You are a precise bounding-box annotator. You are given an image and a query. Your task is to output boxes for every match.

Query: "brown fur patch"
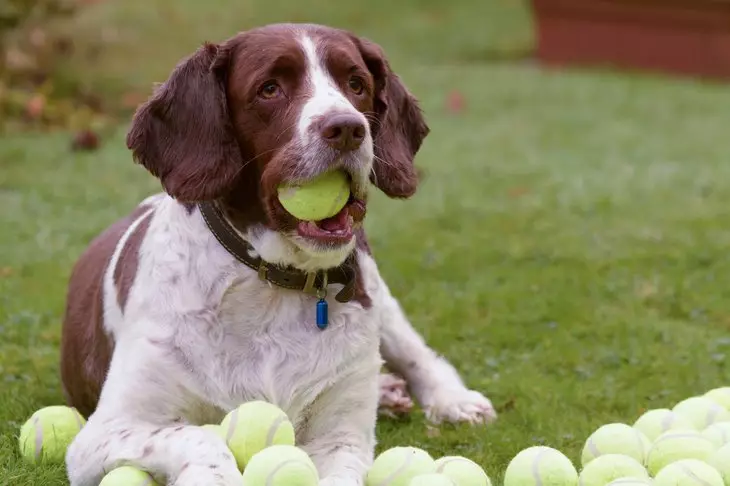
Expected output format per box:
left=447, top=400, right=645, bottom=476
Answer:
left=60, top=203, right=154, bottom=417
left=113, top=211, right=154, bottom=312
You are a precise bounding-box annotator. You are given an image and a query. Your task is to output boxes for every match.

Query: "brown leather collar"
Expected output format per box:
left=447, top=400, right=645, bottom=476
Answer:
left=198, top=201, right=357, bottom=303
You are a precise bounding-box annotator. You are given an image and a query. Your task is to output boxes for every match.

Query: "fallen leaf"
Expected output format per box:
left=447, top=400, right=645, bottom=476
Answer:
left=446, top=90, right=465, bottom=114
left=71, top=130, right=100, bottom=151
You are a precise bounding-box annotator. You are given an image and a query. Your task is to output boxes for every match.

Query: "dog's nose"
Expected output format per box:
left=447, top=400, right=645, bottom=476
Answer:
left=319, top=114, right=366, bottom=152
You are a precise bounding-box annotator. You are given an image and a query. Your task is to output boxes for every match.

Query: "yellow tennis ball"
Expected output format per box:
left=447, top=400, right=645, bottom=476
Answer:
left=654, top=459, right=723, bottom=486
left=18, top=405, right=86, bottom=464
left=241, top=445, right=319, bottom=485
left=220, top=400, right=295, bottom=471
left=581, top=423, right=652, bottom=467
left=704, top=387, right=730, bottom=409
left=277, top=170, right=350, bottom=221
left=366, top=446, right=436, bottom=486
left=633, top=409, right=696, bottom=442
left=645, top=431, right=717, bottom=476
left=606, top=477, right=654, bottom=486
left=701, top=422, right=730, bottom=448
left=99, top=466, right=159, bottom=486
left=434, top=456, right=491, bottom=486
left=672, top=397, right=730, bottom=430
left=578, top=454, right=649, bottom=486
left=410, top=473, right=457, bottom=485
left=707, top=443, right=730, bottom=486
left=503, top=446, right=578, bottom=486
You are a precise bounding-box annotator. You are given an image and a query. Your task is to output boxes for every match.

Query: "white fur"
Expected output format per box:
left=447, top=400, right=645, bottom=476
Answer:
left=66, top=197, right=496, bottom=486
left=295, top=35, right=374, bottom=180
left=66, top=33, right=495, bottom=486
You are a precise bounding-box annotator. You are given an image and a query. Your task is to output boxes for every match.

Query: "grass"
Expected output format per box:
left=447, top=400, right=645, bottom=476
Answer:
left=3, top=0, right=730, bottom=484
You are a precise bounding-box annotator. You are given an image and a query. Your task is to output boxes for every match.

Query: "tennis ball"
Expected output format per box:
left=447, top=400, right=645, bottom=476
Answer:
left=672, top=397, right=730, bottom=430
left=220, top=400, right=295, bottom=471
left=581, top=423, right=652, bottom=467
left=99, top=466, right=159, bottom=486
left=633, top=409, right=696, bottom=442
left=18, top=405, right=86, bottom=464
left=578, top=454, right=649, bottom=486
left=435, top=456, right=491, bottom=486
left=410, top=474, right=457, bottom=486
left=241, top=444, right=318, bottom=485
left=365, top=446, right=436, bottom=486
left=645, top=431, right=717, bottom=476
left=606, top=477, right=654, bottom=486
left=654, top=459, right=724, bottom=486
left=707, top=443, right=730, bottom=486
left=277, top=170, right=350, bottom=221
left=503, top=446, right=578, bottom=486
left=701, top=422, right=730, bottom=448
left=704, top=387, right=730, bottom=409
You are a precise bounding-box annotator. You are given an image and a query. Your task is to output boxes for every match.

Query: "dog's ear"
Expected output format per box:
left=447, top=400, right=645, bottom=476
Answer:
left=353, top=36, right=430, bottom=199
left=126, top=43, right=242, bottom=202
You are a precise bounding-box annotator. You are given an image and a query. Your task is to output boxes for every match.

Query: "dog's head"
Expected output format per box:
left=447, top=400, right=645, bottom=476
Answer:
left=127, top=23, right=429, bottom=268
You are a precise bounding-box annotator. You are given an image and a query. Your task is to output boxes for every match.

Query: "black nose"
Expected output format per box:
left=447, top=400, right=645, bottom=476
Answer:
left=319, top=113, right=366, bottom=152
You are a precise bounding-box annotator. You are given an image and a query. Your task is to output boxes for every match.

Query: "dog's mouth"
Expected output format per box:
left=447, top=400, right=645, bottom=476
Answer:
left=295, top=196, right=366, bottom=245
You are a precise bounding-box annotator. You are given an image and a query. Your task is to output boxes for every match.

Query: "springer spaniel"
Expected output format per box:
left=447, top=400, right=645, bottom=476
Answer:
left=60, top=23, right=496, bottom=486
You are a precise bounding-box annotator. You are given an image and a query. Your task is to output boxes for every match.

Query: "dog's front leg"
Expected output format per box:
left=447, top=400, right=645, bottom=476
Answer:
left=66, top=338, right=241, bottom=486
left=378, top=287, right=498, bottom=425
left=299, top=362, right=380, bottom=486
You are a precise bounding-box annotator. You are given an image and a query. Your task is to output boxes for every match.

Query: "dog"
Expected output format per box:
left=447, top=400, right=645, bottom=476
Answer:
left=60, top=23, right=496, bottom=486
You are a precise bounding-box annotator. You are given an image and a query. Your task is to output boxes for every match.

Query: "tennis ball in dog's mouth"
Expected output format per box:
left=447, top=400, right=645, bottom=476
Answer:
left=277, top=170, right=350, bottom=222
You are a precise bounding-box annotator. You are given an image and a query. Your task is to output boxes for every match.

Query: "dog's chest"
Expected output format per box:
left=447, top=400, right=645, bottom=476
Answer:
left=200, top=277, right=380, bottom=418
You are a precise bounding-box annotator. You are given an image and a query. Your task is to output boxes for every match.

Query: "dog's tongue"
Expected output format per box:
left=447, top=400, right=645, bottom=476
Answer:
left=317, top=206, right=350, bottom=232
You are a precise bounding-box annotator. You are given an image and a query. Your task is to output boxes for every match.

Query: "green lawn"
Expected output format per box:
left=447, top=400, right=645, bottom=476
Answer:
left=3, top=0, right=730, bottom=484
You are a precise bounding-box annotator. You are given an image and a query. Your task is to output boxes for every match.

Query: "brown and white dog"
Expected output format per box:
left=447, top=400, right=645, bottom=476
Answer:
left=60, top=23, right=496, bottom=486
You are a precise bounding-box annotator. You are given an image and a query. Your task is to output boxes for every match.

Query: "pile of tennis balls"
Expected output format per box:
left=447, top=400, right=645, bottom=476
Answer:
left=18, top=386, right=730, bottom=486
left=96, top=400, right=490, bottom=485
left=501, top=386, right=730, bottom=486
left=18, top=400, right=490, bottom=485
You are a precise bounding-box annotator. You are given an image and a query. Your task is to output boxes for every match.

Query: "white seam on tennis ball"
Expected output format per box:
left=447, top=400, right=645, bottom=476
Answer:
left=377, top=450, right=415, bottom=486
left=647, top=433, right=713, bottom=462
left=634, top=429, right=647, bottom=457
left=33, top=415, right=42, bottom=460
left=435, top=458, right=464, bottom=473
left=532, top=449, right=549, bottom=486
left=265, top=459, right=315, bottom=486
left=328, top=177, right=350, bottom=216
left=676, top=463, right=715, bottom=486
left=266, top=414, right=288, bottom=447
left=225, top=409, right=238, bottom=444
left=586, top=437, right=600, bottom=459
left=707, top=407, right=718, bottom=427
left=660, top=412, right=673, bottom=432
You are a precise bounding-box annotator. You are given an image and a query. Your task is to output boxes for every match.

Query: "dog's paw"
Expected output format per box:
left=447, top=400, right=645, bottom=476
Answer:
left=377, top=373, right=413, bottom=417
left=424, top=388, right=497, bottom=425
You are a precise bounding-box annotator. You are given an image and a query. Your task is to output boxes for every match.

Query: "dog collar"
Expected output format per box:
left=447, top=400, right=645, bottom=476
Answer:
left=198, top=201, right=358, bottom=306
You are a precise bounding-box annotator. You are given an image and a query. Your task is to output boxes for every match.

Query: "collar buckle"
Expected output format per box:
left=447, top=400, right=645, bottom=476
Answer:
left=303, top=270, right=327, bottom=296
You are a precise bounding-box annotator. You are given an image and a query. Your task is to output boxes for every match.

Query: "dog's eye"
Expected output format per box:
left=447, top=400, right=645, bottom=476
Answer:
left=348, top=76, right=364, bottom=95
left=259, top=81, right=282, bottom=99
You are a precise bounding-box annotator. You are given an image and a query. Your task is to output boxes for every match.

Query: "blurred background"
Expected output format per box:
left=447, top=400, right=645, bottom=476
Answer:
left=2, top=0, right=730, bottom=484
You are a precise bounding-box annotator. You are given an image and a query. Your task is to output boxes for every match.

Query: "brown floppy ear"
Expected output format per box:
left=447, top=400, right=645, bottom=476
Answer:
left=355, top=37, right=430, bottom=199
left=126, top=42, right=242, bottom=202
